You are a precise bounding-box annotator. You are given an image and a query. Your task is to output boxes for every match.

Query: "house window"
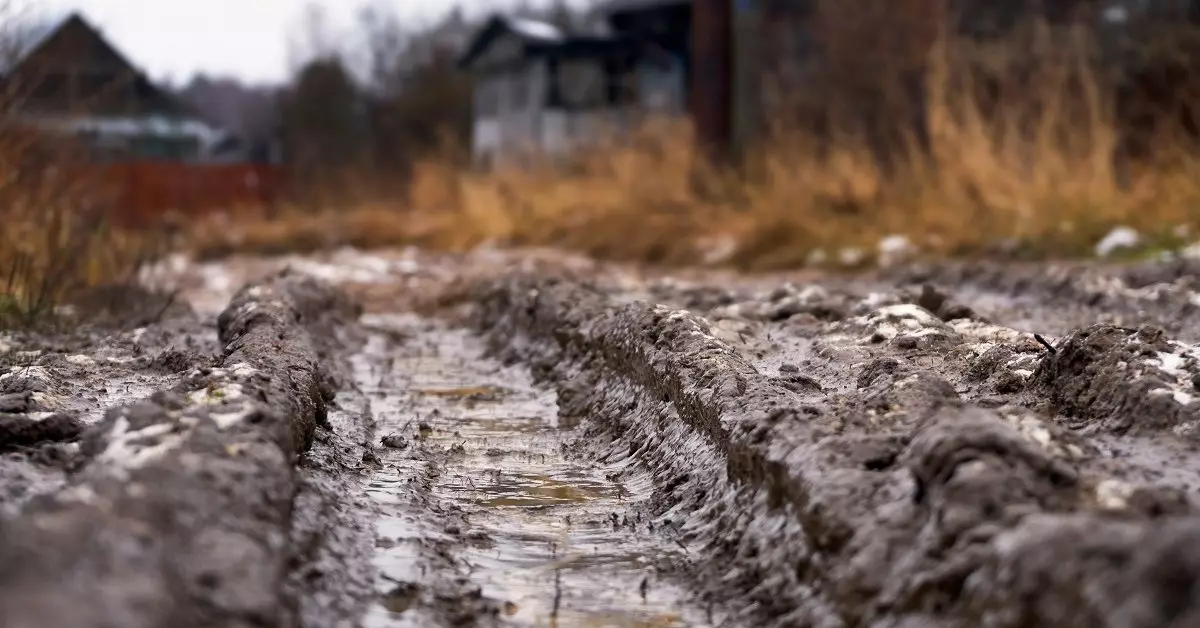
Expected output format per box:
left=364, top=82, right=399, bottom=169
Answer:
left=556, top=59, right=607, bottom=109
left=508, top=69, right=529, bottom=110
left=475, top=76, right=500, bottom=118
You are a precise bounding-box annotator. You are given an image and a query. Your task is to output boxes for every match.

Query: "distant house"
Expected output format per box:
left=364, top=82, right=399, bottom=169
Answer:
left=0, top=12, right=255, bottom=163
left=460, top=0, right=1199, bottom=165
left=457, top=12, right=689, bottom=166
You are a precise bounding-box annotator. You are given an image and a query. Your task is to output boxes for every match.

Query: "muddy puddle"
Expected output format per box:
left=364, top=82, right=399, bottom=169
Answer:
left=353, top=313, right=712, bottom=627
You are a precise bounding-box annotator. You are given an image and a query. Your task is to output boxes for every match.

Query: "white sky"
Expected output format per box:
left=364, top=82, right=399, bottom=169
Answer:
left=20, top=0, right=568, bottom=85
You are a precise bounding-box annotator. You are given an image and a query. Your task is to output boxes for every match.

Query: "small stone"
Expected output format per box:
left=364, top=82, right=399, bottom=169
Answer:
left=381, top=434, right=408, bottom=449
left=1095, top=226, right=1141, bottom=257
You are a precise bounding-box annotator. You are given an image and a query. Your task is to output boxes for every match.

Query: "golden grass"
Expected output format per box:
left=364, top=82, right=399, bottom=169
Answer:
left=0, top=130, right=161, bottom=328
left=194, top=24, right=1200, bottom=270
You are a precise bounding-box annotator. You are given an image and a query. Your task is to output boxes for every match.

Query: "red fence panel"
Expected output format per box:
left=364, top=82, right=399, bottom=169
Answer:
left=74, top=162, right=288, bottom=228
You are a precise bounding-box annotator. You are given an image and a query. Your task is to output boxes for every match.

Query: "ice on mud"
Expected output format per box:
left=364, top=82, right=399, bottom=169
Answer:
left=852, top=304, right=948, bottom=341
left=95, top=415, right=189, bottom=474
left=187, top=382, right=246, bottom=406
left=1144, top=342, right=1200, bottom=407
left=210, top=406, right=257, bottom=430
left=1094, top=478, right=1137, bottom=510
left=286, top=249, right=406, bottom=284
left=877, top=235, right=916, bottom=266
left=1095, top=226, right=1141, bottom=257
left=0, top=365, right=54, bottom=387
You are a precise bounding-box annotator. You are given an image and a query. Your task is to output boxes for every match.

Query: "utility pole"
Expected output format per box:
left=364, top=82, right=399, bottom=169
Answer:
left=690, top=0, right=762, bottom=163
left=730, top=0, right=763, bottom=163
left=690, top=0, right=732, bottom=161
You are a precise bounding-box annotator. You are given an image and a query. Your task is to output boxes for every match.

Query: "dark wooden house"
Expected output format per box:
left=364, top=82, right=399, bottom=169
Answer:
left=458, top=13, right=692, bottom=165
left=0, top=12, right=286, bottom=226
left=0, top=12, right=238, bottom=162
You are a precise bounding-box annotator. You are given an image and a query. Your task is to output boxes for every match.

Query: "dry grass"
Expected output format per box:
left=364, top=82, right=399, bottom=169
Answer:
left=194, top=21, right=1200, bottom=270
left=0, top=129, right=161, bottom=329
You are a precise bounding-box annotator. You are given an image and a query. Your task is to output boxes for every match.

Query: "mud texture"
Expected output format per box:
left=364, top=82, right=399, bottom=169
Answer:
left=4, top=247, right=1200, bottom=628
left=467, top=270, right=1200, bottom=628
left=0, top=270, right=356, bottom=628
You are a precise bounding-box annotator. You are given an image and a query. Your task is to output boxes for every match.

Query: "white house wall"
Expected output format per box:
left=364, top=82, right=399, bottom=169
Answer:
left=470, top=52, right=685, bottom=167
left=471, top=59, right=549, bottom=167
left=539, top=109, right=632, bottom=156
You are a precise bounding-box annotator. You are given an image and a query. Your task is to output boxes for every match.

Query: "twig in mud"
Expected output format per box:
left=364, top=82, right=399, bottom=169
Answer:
left=551, top=568, right=563, bottom=619
left=1033, top=334, right=1057, bottom=355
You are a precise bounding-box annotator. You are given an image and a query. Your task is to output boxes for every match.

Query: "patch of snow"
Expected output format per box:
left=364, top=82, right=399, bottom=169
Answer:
left=950, top=320, right=1038, bottom=345
left=186, top=383, right=246, bottom=406
left=244, top=285, right=270, bottom=299
left=228, top=362, right=258, bottom=378
left=507, top=16, right=563, bottom=41
left=1175, top=421, right=1199, bottom=438
left=94, top=416, right=188, bottom=473
left=395, top=258, right=421, bottom=275
left=1156, top=351, right=1188, bottom=376
left=199, top=263, right=234, bottom=295
left=795, top=285, right=828, bottom=303
left=853, top=304, right=948, bottom=341
left=66, top=354, right=94, bottom=365
left=806, top=249, right=828, bottom=266
left=30, top=392, right=59, bottom=409
left=1146, top=344, right=1200, bottom=406
left=877, top=235, right=916, bottom=266
left=1102, top=5, right=1128, bottom=23
left=699, top=236, right=738, bottom=265
left=853, top=292, right=900, bottom=315
left=1094, top=226, right=1141, bottom=257
left=210, top=406, right=256, bottom=430
left=838, top=248, right=866, bottom=267
left=57, top=485, right=99, bottom=505
left=968, top=342, right=996, bottom=356
left=1180, top=241, right=1200, bottom=260
left=289, top=258, right=391, bottom=284
left=0, top=365, right=52, bottom=385
left=1095, top=478, right=1134, bottom=510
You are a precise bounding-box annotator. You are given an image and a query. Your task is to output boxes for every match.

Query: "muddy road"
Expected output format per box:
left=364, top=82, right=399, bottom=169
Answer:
left=1, top=248, right=1199, bottom=627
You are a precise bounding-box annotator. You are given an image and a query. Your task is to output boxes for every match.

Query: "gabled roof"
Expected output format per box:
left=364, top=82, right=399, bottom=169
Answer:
left=457, top=15, right=564, bottom=69
left=458, top=14, right=635, bottom=70
left=0, top=12, right=73, bottom=74
left=600, top=0, right=691, bottom=16
left=0, top=12, right=194, bottom=118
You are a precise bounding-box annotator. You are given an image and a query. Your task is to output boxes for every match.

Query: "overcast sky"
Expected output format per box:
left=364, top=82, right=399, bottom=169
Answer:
left=20, top=0, right=571, bottom=85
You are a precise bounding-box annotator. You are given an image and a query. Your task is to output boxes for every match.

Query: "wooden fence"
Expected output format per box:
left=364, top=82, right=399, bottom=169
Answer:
left=79, top=162, right=288, bottom=228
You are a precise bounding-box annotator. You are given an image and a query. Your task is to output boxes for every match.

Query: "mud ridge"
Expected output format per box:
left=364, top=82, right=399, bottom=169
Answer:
left=888, top=260, right=1200, bottom=341
left=0, top=270, right=355, bottom=628
left=471, top=275, right=1200, bottom=628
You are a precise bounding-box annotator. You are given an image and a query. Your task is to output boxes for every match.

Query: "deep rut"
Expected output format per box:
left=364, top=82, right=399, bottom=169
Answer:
left=353, top=313, right=714, bottom=627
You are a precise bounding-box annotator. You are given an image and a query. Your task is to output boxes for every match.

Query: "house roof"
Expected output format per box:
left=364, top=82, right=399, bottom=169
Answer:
left=0, top=12, right=73, bottom=74
left=0, top=12, right=200, bottom=119
left=599, top=0, right=691, bottom=16
left=458, top=14, right=635, bottom=70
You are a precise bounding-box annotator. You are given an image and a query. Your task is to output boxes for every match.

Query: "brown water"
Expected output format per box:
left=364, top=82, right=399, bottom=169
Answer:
left=354, top=313, right=712, bottom=628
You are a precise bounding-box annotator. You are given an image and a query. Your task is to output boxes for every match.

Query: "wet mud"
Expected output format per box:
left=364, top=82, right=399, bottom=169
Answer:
left=354, top=313, right=712, bottom=627
left=3, top=247, right=1200, bottom=628
left=467, top=261, right=1200, bottom=628
left=0, top=270, right=357, bottom=628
